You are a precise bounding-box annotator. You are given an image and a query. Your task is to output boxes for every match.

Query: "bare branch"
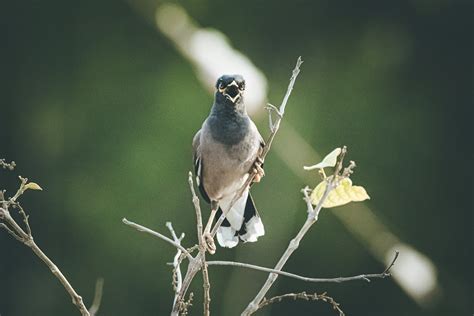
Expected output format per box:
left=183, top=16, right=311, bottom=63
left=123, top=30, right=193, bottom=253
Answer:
left=123, top=215, right=201, bottom=316
left=88, top=278, right=105, bottom=316
left=29, top=239, right=90, bottom=315
left=187, top=171, right=211, bottom=315
left=0, top=158, right=16, bottom=171
left=188, top=171, right=203, bottom=243
left=166, top=222, right=185, bottom=309
left=207, top=255, right=398, bottom=283
left=1, top=174, right=91, bottom=316
left=279, top=56, right=303, bottom=116
left=10, top=176, right=28, bottom=203
left=258, top=291, right=345, bottom=316
left=383, top=251, right=400, bottom=275
left=122, top=218, right=193, bottom=261
left=16, top=202, right=32, bottom=236
left=201, top=255, right=211, bottom=316
left=171, top=256, right=202, bottom=316
left=177, top=292, right=194, bottom=316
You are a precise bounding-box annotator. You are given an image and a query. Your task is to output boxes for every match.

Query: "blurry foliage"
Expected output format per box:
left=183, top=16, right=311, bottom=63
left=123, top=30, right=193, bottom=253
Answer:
left=1, top=0, right=472, bottom=315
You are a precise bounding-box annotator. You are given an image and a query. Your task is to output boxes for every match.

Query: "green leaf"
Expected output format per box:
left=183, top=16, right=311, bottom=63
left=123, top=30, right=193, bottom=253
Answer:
left=304, top=148, right=341, bottom=170
left=310, top=178, right=369, bottom=208
left=24, top=182, right=43, bottom=191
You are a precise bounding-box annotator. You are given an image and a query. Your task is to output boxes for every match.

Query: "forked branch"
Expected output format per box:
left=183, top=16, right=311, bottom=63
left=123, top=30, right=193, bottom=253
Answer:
left=0, top=170, right=102, bottom=316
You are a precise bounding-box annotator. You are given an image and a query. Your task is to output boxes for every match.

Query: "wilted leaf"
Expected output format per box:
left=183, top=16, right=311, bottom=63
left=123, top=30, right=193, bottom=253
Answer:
left=24, top=182, right=43, bottom=191
left=310, top=178, right=369, bottom=208
left=304, top=148, right=341, bottom=170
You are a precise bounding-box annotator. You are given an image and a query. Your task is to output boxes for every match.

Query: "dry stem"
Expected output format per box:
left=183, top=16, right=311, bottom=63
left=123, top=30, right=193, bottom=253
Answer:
left=122, top=218, right=193, bottom=260
left=258, top=291, right=345, bottom=316
left=207, top=252, right=398, bottom=283
left=167, top=222, right=185, bottom=308
left=0, top=174, right=94, bottom=316
left=188, top=172, right=212, bottom=316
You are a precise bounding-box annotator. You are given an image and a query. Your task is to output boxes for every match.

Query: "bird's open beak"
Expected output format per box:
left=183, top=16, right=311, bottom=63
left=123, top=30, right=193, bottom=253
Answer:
left=220, top=80, right=242, bottom=103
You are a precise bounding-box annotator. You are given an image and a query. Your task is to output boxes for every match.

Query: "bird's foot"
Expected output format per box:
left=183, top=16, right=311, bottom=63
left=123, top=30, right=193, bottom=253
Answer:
left=251, top=157, right=265, bottom=183
left=202, top=232, right=216, bottom=255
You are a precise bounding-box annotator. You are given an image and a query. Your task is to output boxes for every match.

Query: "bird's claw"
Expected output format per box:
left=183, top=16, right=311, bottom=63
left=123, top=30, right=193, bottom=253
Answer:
left=202, top=232, right=216, bottom=255
left=252, top=158, right=265, bottom=183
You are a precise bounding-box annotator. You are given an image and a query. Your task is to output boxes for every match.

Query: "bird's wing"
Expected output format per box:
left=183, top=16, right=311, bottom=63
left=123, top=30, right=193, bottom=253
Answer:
left=192, top=129, right=211, bottom=203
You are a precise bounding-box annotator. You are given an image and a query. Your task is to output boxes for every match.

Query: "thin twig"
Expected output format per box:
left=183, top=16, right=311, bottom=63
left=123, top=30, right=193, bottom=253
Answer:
left=0, top=158, right=16, bottom=170
left=177, top=292, right=194, bottom=315
left=167, top=225, right=185, bottom=291
left=166, top=222, right=185, bottom=309
left=88, top=278, right=105, bottom=316
left=207, top=254, right=398, bottom=283
left=210, top=56, right=303, bottom=238
left=10, top=176, right=28, bottom=203
left=171, top=254, right=202, bottom=316
left=258, top=291, right=345, bottom=316
left=187, top=172, right=211, bottom=315
left=1, top=178, right=91, bottom=316
left=16, top=202, right=32, bottom=236
left=28, top=238, right=90, bottom=315
left=0, top=222, right=24, bottom=242
left=383, top=250, right=400, bottom=274
left=188, top=171, right=203, bottom=243
left=201, top=255, right=211, bottom=316
left=122, top=218, right=193, bottom=261
left=122, top=216, right=203, bottom=316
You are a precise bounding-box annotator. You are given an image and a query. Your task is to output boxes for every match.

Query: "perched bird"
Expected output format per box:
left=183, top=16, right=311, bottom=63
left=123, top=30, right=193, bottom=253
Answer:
left=193, top=74, right=265, bottom=253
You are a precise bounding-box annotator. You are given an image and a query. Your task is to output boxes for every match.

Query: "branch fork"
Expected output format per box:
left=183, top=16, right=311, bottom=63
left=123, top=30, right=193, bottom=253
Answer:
left=0, top=164, right=104, bottom=316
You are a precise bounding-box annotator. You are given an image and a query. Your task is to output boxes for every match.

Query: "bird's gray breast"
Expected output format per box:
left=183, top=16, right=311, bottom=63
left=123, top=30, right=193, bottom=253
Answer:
left=208, top=113, right=250, bottom=146
left=200, top=114, right=259, bottom=200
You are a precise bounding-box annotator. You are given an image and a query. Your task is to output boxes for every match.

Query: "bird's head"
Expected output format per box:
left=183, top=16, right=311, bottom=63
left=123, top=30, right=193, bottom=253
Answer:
left=215, top=75, right=245, bottom=105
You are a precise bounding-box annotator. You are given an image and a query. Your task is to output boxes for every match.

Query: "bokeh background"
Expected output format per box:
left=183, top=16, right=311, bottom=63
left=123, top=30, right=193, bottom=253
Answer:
left=1, top=1, right=472, bottom=315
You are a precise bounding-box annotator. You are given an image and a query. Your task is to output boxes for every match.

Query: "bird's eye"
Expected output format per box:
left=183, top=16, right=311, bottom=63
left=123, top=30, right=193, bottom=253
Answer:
left=239, top=83, right=245, bottom=90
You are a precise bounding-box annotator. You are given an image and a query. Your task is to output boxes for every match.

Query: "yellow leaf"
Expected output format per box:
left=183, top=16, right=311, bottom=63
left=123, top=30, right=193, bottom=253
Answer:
left=304, top=148, right=341, bottom=170
left=310, top=178, right=369, bottom=208
left=24, top=182, right=43, bottom=191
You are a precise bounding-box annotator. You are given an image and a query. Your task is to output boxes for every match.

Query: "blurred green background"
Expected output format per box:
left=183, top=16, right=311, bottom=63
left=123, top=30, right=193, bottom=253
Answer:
left=1, top=1, right=472, bottom=315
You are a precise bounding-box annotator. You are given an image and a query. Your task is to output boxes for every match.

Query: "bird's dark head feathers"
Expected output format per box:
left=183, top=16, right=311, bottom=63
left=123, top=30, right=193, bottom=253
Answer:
left=215, top=74, right=246, bottom=105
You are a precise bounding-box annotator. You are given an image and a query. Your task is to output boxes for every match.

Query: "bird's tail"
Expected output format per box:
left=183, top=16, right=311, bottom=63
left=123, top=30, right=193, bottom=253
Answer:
left=216, top=191, right=265, bottom=248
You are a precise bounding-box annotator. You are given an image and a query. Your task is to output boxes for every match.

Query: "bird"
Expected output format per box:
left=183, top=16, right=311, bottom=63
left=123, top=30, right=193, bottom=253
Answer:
left=192, top=74, right=265, bottom=254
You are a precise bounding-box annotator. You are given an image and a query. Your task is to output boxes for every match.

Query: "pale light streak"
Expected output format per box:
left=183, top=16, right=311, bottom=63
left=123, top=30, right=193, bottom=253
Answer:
left=155, top=4, right=267, bottom=114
